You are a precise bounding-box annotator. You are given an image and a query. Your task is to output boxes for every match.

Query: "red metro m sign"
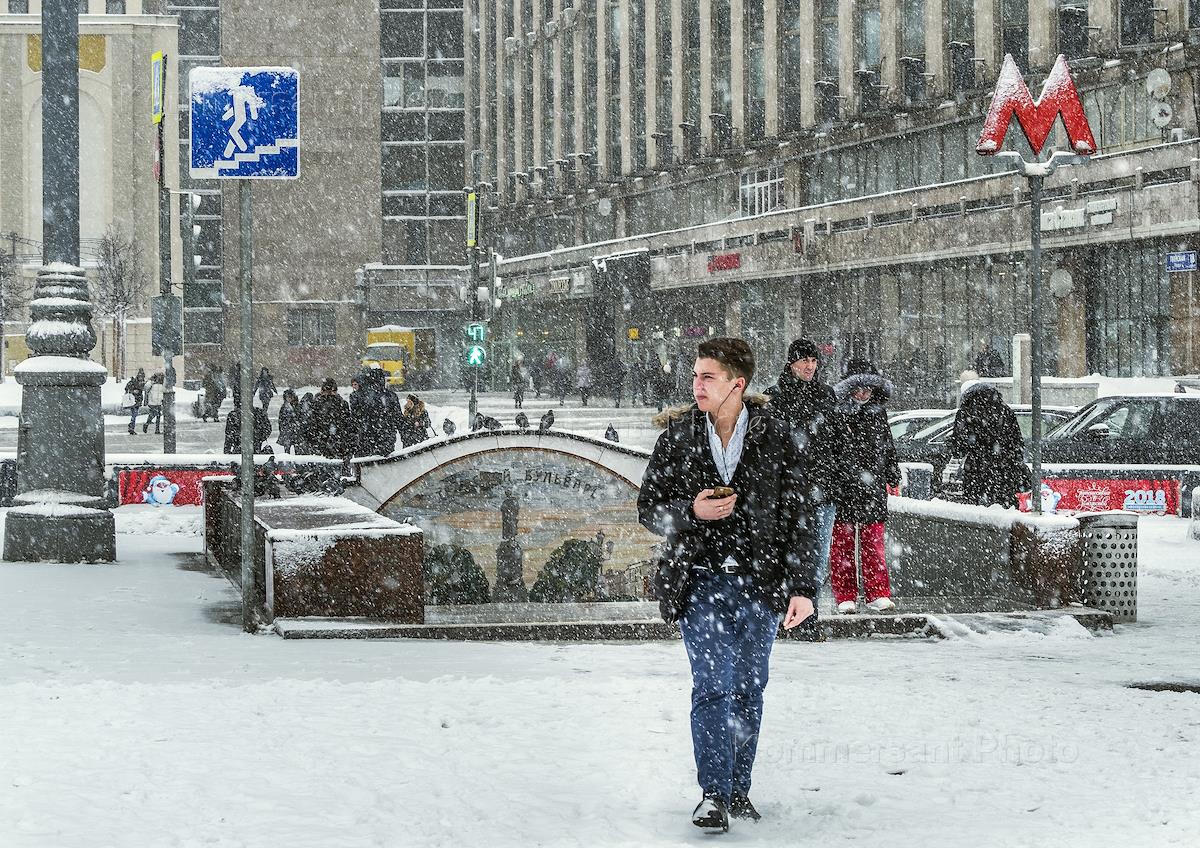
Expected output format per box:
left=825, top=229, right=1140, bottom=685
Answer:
left=976, top=54, right=1097, bottom=157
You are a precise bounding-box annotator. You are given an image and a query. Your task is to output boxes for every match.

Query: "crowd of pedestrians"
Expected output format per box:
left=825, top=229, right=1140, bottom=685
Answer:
left=509, top=348, right=715, bottom=412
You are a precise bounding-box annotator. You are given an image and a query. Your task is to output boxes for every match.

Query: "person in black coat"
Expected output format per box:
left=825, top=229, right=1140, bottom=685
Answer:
left=637, top=337, right=818, bottom=832
left=277, top=389, right=301, bottom=454
left=305, top=378, right=352, bottom=460
left=764, top=338, right=844, bottom=640
left=947, top=382, right=1028, bottom=508
left=830, top=359, right=900, bottom=614
left=223, top=398, right=272, bottom=455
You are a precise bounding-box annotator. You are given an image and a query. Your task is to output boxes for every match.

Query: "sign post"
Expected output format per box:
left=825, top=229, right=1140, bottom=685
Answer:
left=190, top=66, right=299, bottom=632
left=150, top=51, right=181, bottom=453
left=976, top=54, right=1096, bottom=514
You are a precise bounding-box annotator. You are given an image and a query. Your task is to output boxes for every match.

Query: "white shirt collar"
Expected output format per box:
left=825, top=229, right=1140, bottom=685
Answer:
left=706, top=404, right=749, bottom=485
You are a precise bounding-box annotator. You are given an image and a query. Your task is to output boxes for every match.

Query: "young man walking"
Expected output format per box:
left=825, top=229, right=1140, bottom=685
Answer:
left=764, top=338, right=844, bottom=640
left=638, top=337, right=819, bottom=834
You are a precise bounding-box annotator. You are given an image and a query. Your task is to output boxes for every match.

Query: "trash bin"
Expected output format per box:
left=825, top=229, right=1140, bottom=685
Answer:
left=1078, top=513, right=1139, bottom=622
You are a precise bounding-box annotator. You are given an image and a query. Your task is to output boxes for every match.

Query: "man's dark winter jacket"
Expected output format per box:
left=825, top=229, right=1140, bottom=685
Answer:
left=832, top=373, right=900, bottom=524
left=223, top=406, right=271, bottom=454
left=947, top=382, right=1028, bottom=508
left=764, top=370, right=843, bottom=504
left=637, top=398, right=820, bottom=623
left=306, top=392, right=352, bottom=459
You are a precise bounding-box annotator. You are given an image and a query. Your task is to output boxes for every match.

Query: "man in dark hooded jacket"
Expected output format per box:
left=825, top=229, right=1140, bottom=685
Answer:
left=638, top=337, right=818, bottom=834
left=306, top=378, right=352, bottom=460
left=764, top=338, right=843, bottom=640
left=947, top=382, right=1028, bottom=507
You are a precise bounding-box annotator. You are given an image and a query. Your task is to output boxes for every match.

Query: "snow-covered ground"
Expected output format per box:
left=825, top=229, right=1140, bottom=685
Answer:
left=0, top=507, right=1197, bottom=847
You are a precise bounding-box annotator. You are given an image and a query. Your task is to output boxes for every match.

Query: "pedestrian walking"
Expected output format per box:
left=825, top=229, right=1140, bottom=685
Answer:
left=123, top=370, right=146, bottom=435
left=629, top=355, right=645, bottom=406
left=577, top=360, right=593, bottom=407
left=611, top=356, right=627, bottom=408
left=764, top=338, right=844, bottom=641
left=511, top=359, right=526, bottom=409
left=973, top=339, right=1006, bottom=378
left=277, top=389, right=301, bottom=454
left=142, top=373, right=165, bottom=435
left=255, top=367, right=277, bottom=410
left=830, top=359, right=900, bottom=614
left=223, top=394, right=272, bottom=455
left=530, top=358, right=545, bottom=399
left=296, top=391, right=316, bottom=454
left=947, top=382, right=1028, bottom=508
left=201, top=365, right=221, bottom=422
left=637, top=337, right=818, bottom=834
left=398, top=394, right=433, bottom=448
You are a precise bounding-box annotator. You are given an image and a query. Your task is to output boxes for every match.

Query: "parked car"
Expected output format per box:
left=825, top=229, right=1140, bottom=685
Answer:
left=889, top=408, right=955, bottom=441
left=899, top=405, right=1075, bottom=488
left=1040, top=394, right=1200, bottom=465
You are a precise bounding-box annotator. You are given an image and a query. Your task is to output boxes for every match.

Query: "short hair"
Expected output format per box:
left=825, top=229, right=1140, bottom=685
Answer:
left=696, top=337, right=755, bottom=384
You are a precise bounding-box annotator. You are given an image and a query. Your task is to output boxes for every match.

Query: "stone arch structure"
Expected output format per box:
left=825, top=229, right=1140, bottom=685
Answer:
left=347, top=429, right=657, bottom=597
left=350, top=429, right=652, bottom=512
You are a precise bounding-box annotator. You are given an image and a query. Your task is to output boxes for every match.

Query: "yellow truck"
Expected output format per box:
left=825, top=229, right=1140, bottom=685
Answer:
left=361, top=325, right=436, bottom=388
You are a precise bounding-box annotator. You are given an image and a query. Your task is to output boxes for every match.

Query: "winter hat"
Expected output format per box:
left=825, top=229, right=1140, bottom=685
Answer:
left=321, top=377, right=338, bottom=392
left=841, top=358, right=879, bottom=379
left=786, top=338, right=820, bottom=363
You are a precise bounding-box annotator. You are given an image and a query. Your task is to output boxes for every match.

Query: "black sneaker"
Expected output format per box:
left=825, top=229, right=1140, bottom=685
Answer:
left=729, top=791, right=761, bottom=822
left=691, top=793, right=730, bottom=833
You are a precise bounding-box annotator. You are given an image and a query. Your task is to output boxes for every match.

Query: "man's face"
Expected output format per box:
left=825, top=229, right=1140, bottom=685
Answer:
left=789, top=356, right=819, bottom=382
left=693, top=357, right=743, bottom=414
left=851, top=386, right=873, bottom=403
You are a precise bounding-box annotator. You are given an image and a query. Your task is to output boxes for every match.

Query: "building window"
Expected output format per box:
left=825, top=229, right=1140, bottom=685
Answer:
left=174, top=8, right=220, bottom=58
left=947, top=0, right=975, bottom=94
left=681, top=0, right=701, bottom=156
left=817, top=0, right=840, bottom=123
left=1001, top=0, right=1028, bottom=68
left=1059, top=3, right=1090, bottom=58
left=1192, top=0, right=1200, bottom=30
left=857, top=0, right=882, bottom=113
left=1120, top=0, right=1156, bottom=45
left=739, top=166, right=783, bottom=217
left=711, top=0, right=733, bottom=149
left=381, top=11, right=425, bottom=59
left=780, top=0, right=803, bottom=133
left=287, top=307, right=336, bottom=347
left=744, top=0, right=766, bottom=141
left=8, top=1, right=29, bottom=12
left=105, top=0, right=125, bottom=13
left=78, top=0, right=88, bottom=13
left=606, top=0, right=623, bottom=173
left=655, top=2, right=672, bottom=159
left=630, top=0, right=646, bottom=170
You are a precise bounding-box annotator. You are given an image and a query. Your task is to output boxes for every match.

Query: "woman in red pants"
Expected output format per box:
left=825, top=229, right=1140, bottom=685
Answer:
left=830, top=359, right=901, bottom=613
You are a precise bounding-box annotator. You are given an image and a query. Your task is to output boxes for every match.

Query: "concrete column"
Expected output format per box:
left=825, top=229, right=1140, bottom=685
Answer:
left=619, top=0, right=633, bottom=174
left=699, top=0, right=714, bottom=150
left=881, top=0, right=900, bottom=99
left=514, top=0, right=527, bottom=176
left=1088, top=0, right=1119, bottom=55
left=838, top=0, right=855, bottom=117
left=646, top=0, right=659, bottom=166
left=1027, top=0, right=1056, bottom=71
left=671, top=0, right=685, bottom=157
left=596, top=3, right=609, bottom=173
left=925, top=0, right=947, bottom=97
left=1012, top=332, right=1032, bottom=404
left=495, top=0, right=508, bottom=202
left=551, top=0, right=562, bottom=162
left=731, top=0, right=746, bottom=141
left=799, top=0, right=816, bottom=127
left=1165, top=0, right=1187, bottom=36
left=531, top=0, right=543, bottom=169
left=974, top=0, right=998, bottom=76
left=763, top=0, right=780, bottom=136
left=573, top=6, right=584, bottom=159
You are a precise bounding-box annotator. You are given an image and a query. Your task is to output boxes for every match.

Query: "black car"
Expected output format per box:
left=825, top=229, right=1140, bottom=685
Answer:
left=1040, top=394, right=1200, bottom=465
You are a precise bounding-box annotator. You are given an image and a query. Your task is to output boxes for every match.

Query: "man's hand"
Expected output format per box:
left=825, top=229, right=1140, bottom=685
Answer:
left=782, top=596, right=815, bottom=629
left=693, top=489, right=737, bottom=521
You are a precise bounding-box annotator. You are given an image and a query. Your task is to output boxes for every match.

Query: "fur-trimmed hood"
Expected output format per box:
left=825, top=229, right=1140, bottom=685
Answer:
left=650, top=393, right=770, bottom=429
left=833, top=372, right=894, bottom=404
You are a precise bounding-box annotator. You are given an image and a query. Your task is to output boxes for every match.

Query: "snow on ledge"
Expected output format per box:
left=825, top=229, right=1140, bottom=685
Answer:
left=891, top=496, right=1079, bottom=533
left=267, top=525, right=423, bottom=543
left=14, top=356, right=107, bottom=375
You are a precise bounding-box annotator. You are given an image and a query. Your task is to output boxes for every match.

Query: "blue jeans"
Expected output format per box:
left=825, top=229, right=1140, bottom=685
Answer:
left=679, top=571, right=781, bottom=801
left=812, top=502, right=837, bottom=587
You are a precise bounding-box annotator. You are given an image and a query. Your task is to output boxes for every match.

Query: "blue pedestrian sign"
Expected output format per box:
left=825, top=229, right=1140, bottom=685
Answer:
left=1166, top=251, right=1197, bottom=273
left=189, top=66, right=299, bottom=179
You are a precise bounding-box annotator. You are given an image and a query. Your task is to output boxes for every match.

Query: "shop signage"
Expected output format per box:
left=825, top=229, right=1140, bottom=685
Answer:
left=707, top=252, right=742, bottom=273
left=548, top=276, right=571, bottom=294
left=1166, top=251, right=1197, bottom=273
left=976, top=54, right=1096, bottom=156
left=1017, top=478, right=1181, bottom=515
left=683, top=325, right=710, bottom=338
left=503, top=280, right=537, bottom=299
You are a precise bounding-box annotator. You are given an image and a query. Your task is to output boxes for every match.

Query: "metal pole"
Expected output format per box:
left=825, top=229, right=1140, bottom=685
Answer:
left=467, top=193, right=480, bottom=421
left=42, top=0, right=79, bottom=266
left=1028, top=173, right=1043, bottom=515
left=158, top=113, right=177, bottom=452
left=239, top=180, right=256, bottom=632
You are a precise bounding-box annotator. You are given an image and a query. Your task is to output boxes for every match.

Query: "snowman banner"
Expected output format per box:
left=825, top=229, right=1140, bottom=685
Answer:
left=119, top=469, right=213, bottom=506
left=1017, top=478, right=1182, bottom=515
